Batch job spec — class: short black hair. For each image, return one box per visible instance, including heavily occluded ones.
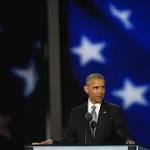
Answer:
[85,73,105,85]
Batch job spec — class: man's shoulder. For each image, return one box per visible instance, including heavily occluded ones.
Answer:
[103,100,121,109]
[71,102,87,112]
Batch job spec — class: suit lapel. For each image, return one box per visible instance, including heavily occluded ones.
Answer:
[80,103,89,129]
[94,101,109,141]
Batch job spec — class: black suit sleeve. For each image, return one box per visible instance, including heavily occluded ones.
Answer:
[62,110,78,144]
[53,110,78,145]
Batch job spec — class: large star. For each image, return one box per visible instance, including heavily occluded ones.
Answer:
[112,79,149,109]
[109,4,133,29]
[12,62,38,97]
[71,36,106,66]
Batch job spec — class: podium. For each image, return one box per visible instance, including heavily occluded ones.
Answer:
[25,145,139,150]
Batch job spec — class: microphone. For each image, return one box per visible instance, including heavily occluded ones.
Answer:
[85,112,92,122]
[90,120,96,129]
[90,120,97,139]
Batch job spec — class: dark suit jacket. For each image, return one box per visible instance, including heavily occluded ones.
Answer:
[62,100,131,145]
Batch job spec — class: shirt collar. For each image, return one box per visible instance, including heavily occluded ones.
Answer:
[88,98,101,114]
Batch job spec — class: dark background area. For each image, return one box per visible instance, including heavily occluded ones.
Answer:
[0,0,49,149]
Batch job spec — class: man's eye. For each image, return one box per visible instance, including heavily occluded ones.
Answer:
[94,87,98,89]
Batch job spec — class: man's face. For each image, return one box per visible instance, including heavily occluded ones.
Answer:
[84,78,105,104]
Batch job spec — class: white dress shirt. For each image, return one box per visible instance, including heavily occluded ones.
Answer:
[88,99,101,119]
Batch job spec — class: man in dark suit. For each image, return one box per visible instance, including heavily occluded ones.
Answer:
[61,73,135,144]
[33,73,135,145]
[64,99,131,144]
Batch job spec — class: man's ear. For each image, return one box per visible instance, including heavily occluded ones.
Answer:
[84,85,88,94]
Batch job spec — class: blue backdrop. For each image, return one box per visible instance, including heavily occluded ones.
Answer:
[67,0,150,147]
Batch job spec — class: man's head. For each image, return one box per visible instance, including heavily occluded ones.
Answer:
[84,73,105,104]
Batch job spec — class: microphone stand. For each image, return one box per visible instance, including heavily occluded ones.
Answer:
[84,129,88,144]
[85,112,97,144]
[90,120,97,144]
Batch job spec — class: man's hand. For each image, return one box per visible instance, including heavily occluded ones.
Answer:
[40,139,53,144]
[32,139,53,145]
[125,139,135,144]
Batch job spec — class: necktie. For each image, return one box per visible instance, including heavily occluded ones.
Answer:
[90,105,97,138]
[91,105,97,122]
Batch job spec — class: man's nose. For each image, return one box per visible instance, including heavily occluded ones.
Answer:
[98,89,103,93]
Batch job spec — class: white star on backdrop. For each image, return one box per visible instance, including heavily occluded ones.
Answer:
[109,4,133,29]
[12,62,38,97]
[112,79,149,109]
[71,36,106,66]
